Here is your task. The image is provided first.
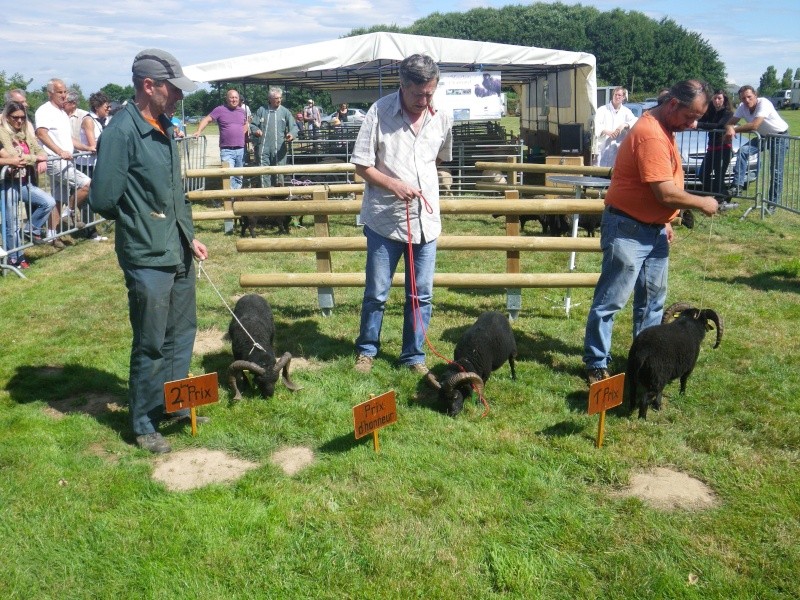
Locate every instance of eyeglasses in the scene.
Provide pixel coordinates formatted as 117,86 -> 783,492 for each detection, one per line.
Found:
9,114 -> 26,121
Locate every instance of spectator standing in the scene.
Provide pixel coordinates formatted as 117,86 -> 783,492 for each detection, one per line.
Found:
594,86 -> 637,167
336,103 -> 349,123
303,98 -> 322,138
582,80 -> 719,385
697,89 -> 734,203
64,91 -> 91,152
194,89 -> 248,190
89,48 -> 209,454
35,79 -> 90,231
725,85 -> 790,214
250,88 -> 297,188
77,92 -> 112,242
3,89 -> 36,139
351,54 -> 453,375
294,112 -> 305,137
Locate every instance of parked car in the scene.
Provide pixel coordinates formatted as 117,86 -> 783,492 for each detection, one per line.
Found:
674,129 -> 759,189
320,108 -> 367,127
622,101 -> 657,118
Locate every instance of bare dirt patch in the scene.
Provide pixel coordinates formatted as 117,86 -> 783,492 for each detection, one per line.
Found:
287,357 -> 323,372
612,467 -> 718,511
44,392 -> 126,419
270,446 -> 315,475
193,327 -> 227,356
152,449 -> 260,491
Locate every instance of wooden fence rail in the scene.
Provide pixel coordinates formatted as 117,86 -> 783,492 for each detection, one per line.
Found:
187,163 -> 608,318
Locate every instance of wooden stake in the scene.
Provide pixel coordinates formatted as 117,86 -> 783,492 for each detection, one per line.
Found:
596,410 -> 606,448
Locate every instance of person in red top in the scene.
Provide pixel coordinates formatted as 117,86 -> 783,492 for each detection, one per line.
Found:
582,79 -> 720,385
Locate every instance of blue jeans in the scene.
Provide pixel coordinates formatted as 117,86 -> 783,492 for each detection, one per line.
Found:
356,225 -> 437,366
20,183 -> 57,231
122,253 -> 197,436
583,209 -> 669,370
734,135 -> 788,205
220,147 -> 244,189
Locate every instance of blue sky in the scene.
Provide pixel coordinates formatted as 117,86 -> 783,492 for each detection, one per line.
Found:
3,1 -> 799,95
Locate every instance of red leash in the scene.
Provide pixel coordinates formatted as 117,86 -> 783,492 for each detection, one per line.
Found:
405,194 -> 490,417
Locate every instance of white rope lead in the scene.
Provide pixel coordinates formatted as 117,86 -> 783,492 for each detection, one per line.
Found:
196,260 -> 265,355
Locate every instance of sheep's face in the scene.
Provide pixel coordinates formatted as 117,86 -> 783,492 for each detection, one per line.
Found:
254,372 -> 278,398
439,385 -> 472,417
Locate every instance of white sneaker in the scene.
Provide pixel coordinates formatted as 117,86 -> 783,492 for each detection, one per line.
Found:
89,235 -> 109,242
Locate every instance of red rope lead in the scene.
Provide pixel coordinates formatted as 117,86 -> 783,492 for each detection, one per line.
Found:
405,194 -> 490,417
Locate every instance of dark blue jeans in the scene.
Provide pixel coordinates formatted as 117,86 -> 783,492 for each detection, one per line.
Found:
122,254 -> 197,436
356,226 -> 437,366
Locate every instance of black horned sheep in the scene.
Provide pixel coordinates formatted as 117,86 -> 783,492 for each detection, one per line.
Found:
626,302 -> 723,419
426,311 -> 517,416
228,294 -> 301,400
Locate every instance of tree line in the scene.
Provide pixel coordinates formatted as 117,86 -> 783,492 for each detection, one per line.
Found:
4,2 -> 799,113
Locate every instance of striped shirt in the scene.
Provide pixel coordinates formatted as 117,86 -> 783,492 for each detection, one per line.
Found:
352,91 -> 453,243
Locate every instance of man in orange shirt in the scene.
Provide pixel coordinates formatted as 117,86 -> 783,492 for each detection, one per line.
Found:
583,80 -> 720,386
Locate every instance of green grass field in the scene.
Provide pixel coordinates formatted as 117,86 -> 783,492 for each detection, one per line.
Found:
2,123 -> 799,598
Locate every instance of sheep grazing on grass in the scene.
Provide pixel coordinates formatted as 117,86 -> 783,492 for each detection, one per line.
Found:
626,302 -> 723,419
426,311 -> 517,416
228,294 -> 301,400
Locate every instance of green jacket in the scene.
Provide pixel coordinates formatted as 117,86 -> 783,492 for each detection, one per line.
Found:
89,102 -> 195,267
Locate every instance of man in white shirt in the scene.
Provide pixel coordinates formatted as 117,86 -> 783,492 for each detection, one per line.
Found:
594,86 -> 637,167
351,54 -> 453,375
35,78 -> 90,228
725,85 -> 790,212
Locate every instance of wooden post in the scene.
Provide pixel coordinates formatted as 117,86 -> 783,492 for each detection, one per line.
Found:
313,189 -> 335,316
504,189 -> 521,321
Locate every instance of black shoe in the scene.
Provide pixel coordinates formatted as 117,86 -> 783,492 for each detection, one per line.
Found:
136,432 -> 172,454
585,367 -> 610,386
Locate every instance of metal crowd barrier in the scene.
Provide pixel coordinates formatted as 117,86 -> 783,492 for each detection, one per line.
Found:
675,128 -> 799,218
1,165 -> 31,278
742,132 -> 799,218
44,152 -> 104,237
177,135 -> 207,194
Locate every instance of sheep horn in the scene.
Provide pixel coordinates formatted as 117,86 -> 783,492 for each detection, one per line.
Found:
228,360 -> 265,401
699,309 -> 724,348
230,360 -> 266,376
662,302 -> 695,324
444,371 -> 484,396
274,352 -> 303,391
425,372 -> 442,390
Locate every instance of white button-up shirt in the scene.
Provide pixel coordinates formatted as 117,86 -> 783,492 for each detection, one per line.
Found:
352,90 -> 453,244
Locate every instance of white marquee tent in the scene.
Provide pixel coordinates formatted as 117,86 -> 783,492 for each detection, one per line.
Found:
184,32 -> 597,152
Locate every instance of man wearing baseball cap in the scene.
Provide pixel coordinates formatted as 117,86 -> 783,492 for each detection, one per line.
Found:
89,49 -> 209,453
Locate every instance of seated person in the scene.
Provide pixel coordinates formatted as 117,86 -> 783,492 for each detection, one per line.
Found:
1,102 -> 60,265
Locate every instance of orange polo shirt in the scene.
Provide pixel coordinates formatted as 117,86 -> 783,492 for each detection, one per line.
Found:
605,111 -> 682,224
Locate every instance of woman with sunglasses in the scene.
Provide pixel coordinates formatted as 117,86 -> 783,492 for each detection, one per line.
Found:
0,101 -> 60,267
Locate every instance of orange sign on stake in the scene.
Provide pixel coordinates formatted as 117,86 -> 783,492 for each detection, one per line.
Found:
353,390 -> 397,452
163,372 -> 219,436
587,373 -> 625,448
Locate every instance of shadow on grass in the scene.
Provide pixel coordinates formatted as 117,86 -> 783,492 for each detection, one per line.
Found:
6,363 -> 129,434
317,431 -> 373,454
709,269 -> 800,294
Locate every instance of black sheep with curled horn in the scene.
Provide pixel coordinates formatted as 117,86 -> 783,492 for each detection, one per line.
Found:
626,302 -> 723,419
228,294 -> 301,401
426,311 -> 517,416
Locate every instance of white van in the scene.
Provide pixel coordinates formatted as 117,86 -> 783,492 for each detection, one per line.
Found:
770,89 -> 791,109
